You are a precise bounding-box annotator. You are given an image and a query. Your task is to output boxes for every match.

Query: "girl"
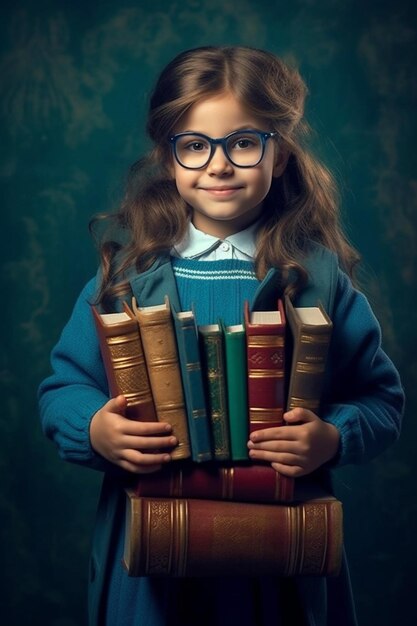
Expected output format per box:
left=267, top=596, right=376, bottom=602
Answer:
left=38, top=46, right=404, bottom=626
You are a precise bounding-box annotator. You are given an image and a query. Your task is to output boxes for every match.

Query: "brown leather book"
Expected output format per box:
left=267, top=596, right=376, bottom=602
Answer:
left=244, top=300, right=286, bottom=434
left=285, top=296, right=333, bottom=413
left=123, top=485, right=343, bottom=577
left=132, top=296, right=191, bottom=461
left=91, top=302, right=157, bottom=421
left=129, top=462, right=294, bottom=503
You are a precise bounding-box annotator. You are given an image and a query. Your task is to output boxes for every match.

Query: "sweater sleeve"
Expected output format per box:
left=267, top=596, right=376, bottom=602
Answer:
left=321, top=270, right=405, bottom=466
left=38, top=278, right=114, bottom=472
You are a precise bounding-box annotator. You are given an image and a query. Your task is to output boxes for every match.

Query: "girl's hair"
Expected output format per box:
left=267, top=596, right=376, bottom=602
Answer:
left=91, top=45, right=360, bottom=310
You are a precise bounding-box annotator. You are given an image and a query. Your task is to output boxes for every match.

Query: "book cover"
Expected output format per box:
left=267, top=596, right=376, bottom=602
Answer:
left=198, top=323, right=231, bottom=461
left=172, top=305, right=212, bottom=463
left=123, top=487, right=343, bottom=577
left=129, top=462, right=294, bottom=503
left=222, top=321, right=249, bottom=461
left=244, top=300, right=286, bottom=434
left=132, top=296, right=191, bottom=461
left=285, top=296, right=333, bottom=413
left=91, top=302, right=157, bottom=421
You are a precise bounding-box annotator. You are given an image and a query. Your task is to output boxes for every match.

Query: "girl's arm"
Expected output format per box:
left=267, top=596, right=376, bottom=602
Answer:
left=248, top=270, right=405, bottom=475
left=320, top=269, right=404, bottom=465
left=38, top=278, right=176, bottom=474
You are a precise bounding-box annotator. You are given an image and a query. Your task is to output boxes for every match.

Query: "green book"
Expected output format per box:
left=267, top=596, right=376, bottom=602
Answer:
left=198, top=323, right=230, bottom=461
left=222, top=321, right=249, bottom=461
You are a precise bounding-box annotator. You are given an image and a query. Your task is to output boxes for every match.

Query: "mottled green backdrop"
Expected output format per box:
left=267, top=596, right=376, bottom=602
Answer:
left=1, top=1, right=416, bottom=624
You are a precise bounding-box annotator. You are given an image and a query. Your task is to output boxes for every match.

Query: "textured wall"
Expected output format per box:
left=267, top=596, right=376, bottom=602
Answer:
left=1, top=1, right=416, bottom=624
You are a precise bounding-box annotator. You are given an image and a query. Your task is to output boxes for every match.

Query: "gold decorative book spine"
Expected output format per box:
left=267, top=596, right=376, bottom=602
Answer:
left=132, top=296, right=191, bottom=461
left=244, top=300, right=287, bottom=433
left=285, top=297, right=333, bottom=413
left=247, top=333, right=285, bottom=425
left=123, top=489, right=343, bottom=578
left=91, top=302, right=157, bottom=422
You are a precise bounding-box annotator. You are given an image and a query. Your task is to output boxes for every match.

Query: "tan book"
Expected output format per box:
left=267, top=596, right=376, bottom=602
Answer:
left=91, top=302, right=156, bottom=421
left=131, top=296, right=191, bottom=461
left=285, top=296, right=333, bottom=412
left=123, top=484, right=343, bottom=577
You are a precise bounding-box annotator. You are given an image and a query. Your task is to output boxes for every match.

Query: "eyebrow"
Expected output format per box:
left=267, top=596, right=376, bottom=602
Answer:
left=175, top=126, right=265, bottom=136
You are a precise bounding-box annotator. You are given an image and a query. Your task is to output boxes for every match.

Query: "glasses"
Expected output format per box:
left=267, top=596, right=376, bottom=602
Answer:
left=169, top=129, right=278, bottom=169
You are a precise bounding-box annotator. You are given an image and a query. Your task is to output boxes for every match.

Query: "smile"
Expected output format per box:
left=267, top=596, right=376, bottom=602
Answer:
left=200, top=186, right=243, bottom=197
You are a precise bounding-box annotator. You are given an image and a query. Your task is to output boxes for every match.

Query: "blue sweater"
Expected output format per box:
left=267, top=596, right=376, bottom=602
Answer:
left=38, top=251, right=404, bottom=626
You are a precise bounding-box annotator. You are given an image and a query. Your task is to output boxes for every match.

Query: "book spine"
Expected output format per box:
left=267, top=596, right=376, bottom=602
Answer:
left=245, top=302, right=286, bottom=433
left=131, top=463, right=294, bottom=502
left=223, top=325, right=249, bottom=460
left=285, top=298, right=332, bottom=412
left=124, top=491, right=343, bottom=577
left=92, top=305, right=157, bottom=421
left=199, top=326, right=231, bottom=461
left=173, top=311, right=212, bottom=463
left=133, top=300, right=191, bottom=461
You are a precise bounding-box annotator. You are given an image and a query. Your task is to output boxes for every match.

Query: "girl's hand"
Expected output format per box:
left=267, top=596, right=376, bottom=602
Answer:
left=90, top=395, right=178, bottom=474
left=247, top=407, right=340, bottom=477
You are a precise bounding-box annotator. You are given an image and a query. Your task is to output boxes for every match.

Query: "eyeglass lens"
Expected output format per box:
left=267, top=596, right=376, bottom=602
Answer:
left=174, top=131, right=265, bottom=168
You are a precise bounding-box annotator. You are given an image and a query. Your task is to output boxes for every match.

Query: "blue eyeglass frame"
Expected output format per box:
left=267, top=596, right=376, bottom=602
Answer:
left=169, top=129, right=278, bottom=169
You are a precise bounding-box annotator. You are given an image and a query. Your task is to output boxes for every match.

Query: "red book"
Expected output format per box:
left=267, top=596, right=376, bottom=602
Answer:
left=129, top=462, right=294, bottom=503
left=244, top=300, right=286, bottom=434
left=123, top=487, right=343, bottom=577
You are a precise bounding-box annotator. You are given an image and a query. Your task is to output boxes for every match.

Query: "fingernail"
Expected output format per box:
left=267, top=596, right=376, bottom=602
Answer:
left=163, top=454, right=171, bottom=462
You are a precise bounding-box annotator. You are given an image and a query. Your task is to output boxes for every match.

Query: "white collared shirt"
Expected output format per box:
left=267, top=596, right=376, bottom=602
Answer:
left=172, top=220, right=258, bottom=261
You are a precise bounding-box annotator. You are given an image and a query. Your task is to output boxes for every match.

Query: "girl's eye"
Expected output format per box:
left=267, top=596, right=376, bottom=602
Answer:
left=230, top=136, right=257, bottom=150
left=183, top=140, right=209, bottom=152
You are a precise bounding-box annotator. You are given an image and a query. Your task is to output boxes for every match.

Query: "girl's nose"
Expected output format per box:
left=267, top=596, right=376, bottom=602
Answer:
left=206, top=145, right=233, bottom=175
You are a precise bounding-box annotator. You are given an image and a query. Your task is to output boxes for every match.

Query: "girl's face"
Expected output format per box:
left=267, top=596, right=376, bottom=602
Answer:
left=170, top=91, right=288, bottom=238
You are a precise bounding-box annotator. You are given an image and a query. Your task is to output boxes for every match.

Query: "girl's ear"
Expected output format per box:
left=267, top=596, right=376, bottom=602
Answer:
left=273, top=145, right=290, bottom=178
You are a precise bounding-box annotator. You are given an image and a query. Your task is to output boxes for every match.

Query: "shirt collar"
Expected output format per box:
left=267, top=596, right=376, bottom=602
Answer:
left=173, top=220, right=258, bottom=260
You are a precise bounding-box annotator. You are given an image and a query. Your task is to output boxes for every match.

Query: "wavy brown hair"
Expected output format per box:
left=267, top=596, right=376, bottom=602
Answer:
left=90, top=46, right=360, bottom=310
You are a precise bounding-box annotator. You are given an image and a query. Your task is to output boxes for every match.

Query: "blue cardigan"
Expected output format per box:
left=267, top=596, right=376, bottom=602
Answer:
left=38, top=247, right=404, bottom=626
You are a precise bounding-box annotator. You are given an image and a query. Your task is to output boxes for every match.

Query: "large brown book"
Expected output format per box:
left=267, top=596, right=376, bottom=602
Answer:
left=129, top=462, right=294, bottom=503
left=123, top=485, right=343, bottom=577
left=91, top=302, right=157, bottom=421
left=285, top=297, right=333, bottom=412
left=244, top=300, right=286, bottom=434
left=132, top=296, right=191, bottom=461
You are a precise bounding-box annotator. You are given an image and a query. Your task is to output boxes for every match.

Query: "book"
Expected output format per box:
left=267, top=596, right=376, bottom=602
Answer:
left=132, top=296, right=191, bottom=461
left=244, top=300, right=286, bottom=434
left=222, top=321, right=249, bottom=460
left=198, top=323, right=231, bottom=461
left=91, top=302, right=157, bottom=421
left=123, top=485, right=343, bottom=577
left=129, top=462, right=294, bottom=503
left=172, top=305, right=212, bottom=463
left=285, top=296, right=333, bottom=412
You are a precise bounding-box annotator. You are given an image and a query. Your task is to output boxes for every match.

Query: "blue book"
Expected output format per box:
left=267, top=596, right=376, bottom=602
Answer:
left=172, top=305, right=213, bottom=462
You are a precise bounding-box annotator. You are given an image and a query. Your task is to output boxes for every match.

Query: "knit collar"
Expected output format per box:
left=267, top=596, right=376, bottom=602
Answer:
left=173, top=220, right=258, bottom=260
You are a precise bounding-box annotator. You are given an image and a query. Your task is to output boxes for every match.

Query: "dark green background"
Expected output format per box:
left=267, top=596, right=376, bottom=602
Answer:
left=1, top=1, right=416, bottom=624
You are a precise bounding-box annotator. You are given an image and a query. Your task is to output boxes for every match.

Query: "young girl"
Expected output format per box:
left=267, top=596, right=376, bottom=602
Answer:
left=38, top=46, right=404, bottom=626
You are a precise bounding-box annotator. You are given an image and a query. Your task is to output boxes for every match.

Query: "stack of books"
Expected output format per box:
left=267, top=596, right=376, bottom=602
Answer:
left=92, top=294, right=342, bottom=578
